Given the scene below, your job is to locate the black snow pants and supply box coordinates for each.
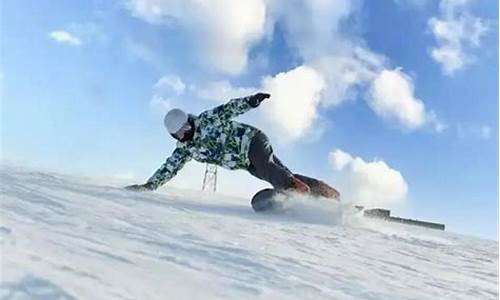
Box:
[247,131,340,198]
[247,131,295,190]
[247,130,329,193]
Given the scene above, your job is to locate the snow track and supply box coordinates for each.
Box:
[0,167,498,299]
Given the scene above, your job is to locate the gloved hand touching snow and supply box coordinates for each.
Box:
[248,93,270,107]
[125,182,155,191]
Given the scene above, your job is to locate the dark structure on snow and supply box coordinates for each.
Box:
[358,207,445,231]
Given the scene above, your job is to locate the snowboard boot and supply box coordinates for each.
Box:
[314,180,340,200]
[290,176,311,194]
[293,174,340,201]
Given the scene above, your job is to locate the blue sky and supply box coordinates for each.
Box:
[1,0,498,239]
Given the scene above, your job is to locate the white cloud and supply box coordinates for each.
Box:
[261,65,326,141]
[133,0,442,140]
[368,69,427,130]
[127,0,267,75]
[49,23,106,47]
[150,74,186,112]
[149,95,173,112]
[329,149,408,207]
[330,149,352,171]
[126,0,181,25]
[156,66,326,143]
[191,66,326,142]
[312,47,384,107]
[49,31,82,46]
[268,0,355,61]
[154,75,186,96]
[268,1,438,133]
[456,123,492,139]
[427,111,448,133]
[195,80,256,103]
[428,0,488,75]
[187,63,439,143]
[148,75,258,117]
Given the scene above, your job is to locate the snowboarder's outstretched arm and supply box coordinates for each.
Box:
[126,146,192,191]
[200,93,270,121]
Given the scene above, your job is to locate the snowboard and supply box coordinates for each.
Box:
[251,188,284,212]
[251,174,340,212]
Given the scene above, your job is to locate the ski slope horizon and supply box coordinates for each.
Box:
[1,166,498,299]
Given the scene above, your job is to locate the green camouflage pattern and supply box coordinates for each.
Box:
[147,96,260,189]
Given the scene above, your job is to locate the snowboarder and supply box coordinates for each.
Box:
[125,93,339,200]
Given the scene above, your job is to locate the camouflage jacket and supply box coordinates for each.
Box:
[147,96,260,190]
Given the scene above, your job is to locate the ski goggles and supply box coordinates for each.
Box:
[172,122,192,140]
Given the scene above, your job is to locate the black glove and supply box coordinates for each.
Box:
[125,182,155,191]
[248,93,270,107]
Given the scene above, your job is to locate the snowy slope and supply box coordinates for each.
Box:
[0,167,498,300]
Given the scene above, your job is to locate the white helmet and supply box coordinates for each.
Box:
[164,108,188,134]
